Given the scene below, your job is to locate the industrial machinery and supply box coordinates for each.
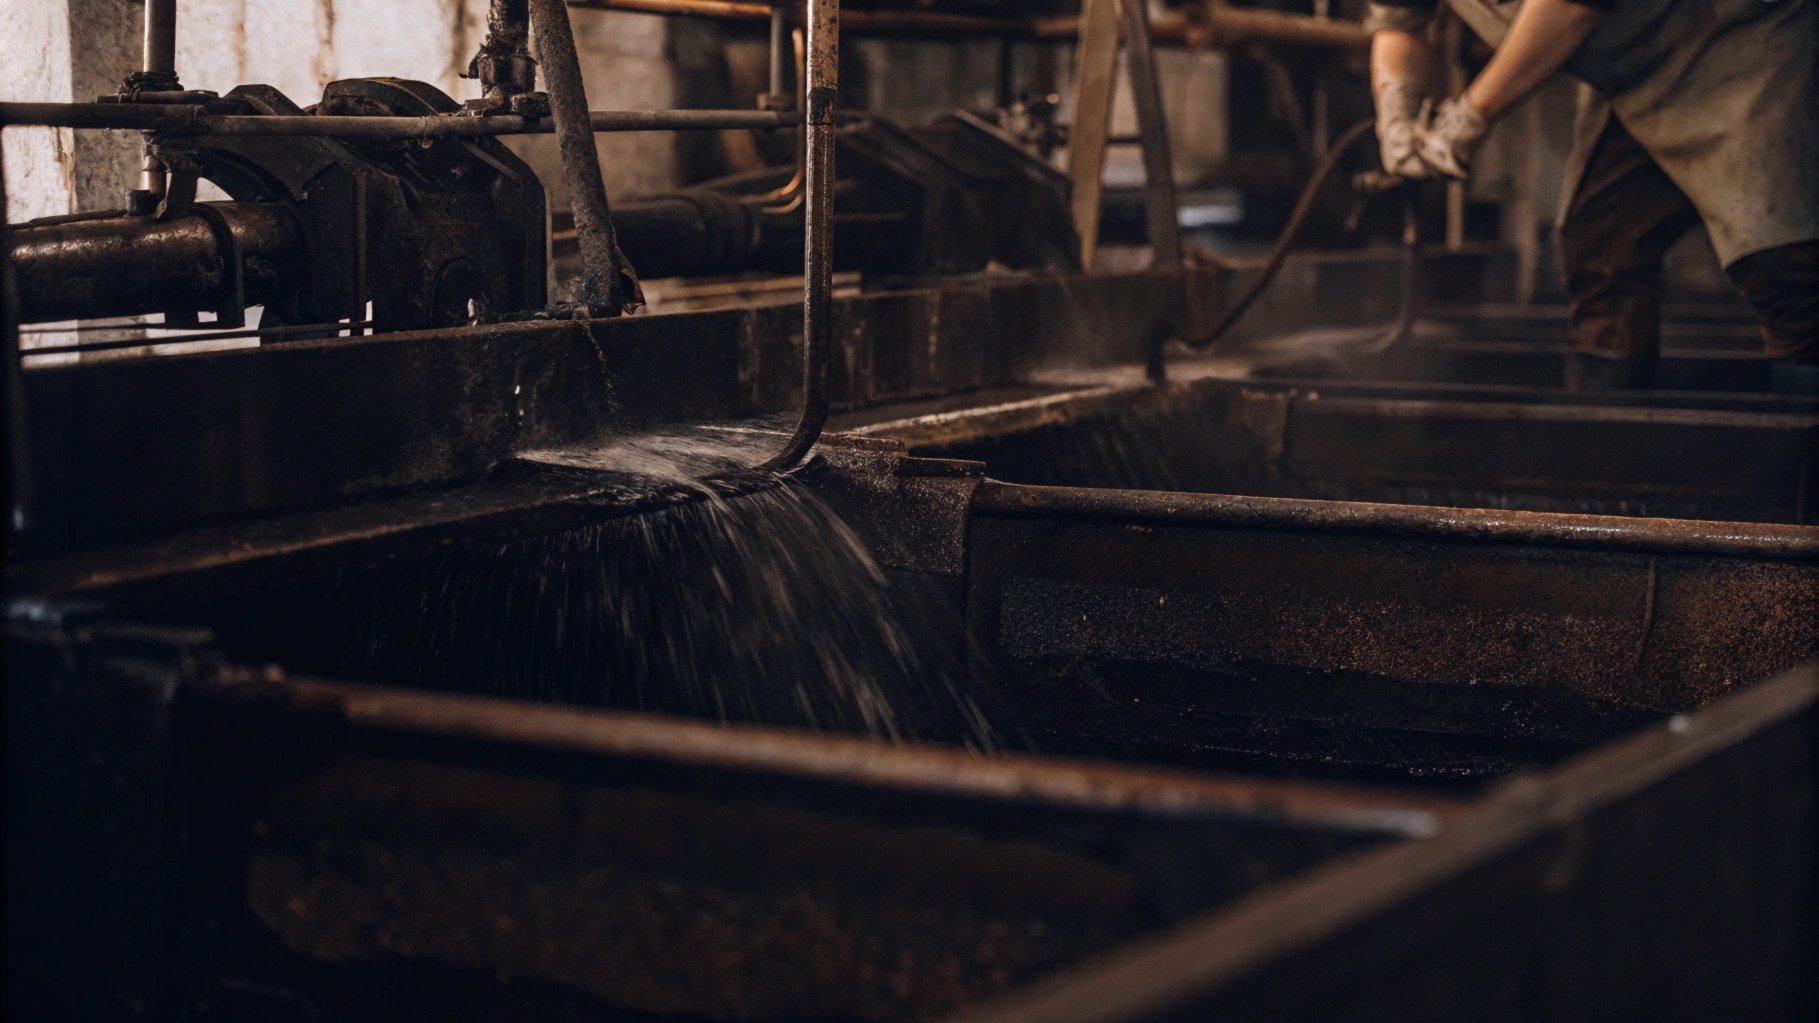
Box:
[4,0,1814,1021]
[12,78,549,332]
[7,83,1077,332]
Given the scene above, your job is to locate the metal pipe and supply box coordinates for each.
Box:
[0,102,803,136]
[1046,8,1371,49]
[528,0,635,315]
[767,3,788,101]
[574,0,769,18]
[970,481,1819,562]
[757,0,836,471]
[142,0,178,80]
[7,204,301,324]
[133,0,182,194]
[19,319,376,356]
[1,124,32,542]
[568,0,1370,49]
[757,26,807,209]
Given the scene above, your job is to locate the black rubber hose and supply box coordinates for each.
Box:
[1177,117,1376,352]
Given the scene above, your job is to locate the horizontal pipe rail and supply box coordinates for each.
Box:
[20,321,376,357]
[0,103,802,137]
[570,0,1370,49]
[225,674,1454,834]
[971,481,1819,562]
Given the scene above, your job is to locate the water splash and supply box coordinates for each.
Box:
[332,421,1001,749]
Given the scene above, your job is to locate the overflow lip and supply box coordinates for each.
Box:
[0,460,750,607]
[969,482,1819,563]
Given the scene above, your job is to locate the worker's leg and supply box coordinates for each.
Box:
[1725,242,1819,364]
[1558,117,1702,390]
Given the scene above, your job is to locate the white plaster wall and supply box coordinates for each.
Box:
[2,0,78,221]
[172,0,486,106]
[3,0,145,219]
[2,0,687,220]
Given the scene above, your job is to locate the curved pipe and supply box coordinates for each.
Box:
[758,27,808,210]
[757,0,838,471]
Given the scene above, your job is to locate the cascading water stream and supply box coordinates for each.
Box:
[321,421,1002,749]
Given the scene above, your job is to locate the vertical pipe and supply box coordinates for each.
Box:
[1,121,33,543]
[143,0,177,80]
[1310,0,1330,157]
[527,0,636,314]
[1443,11,1466,250]
[997,37,1015,111]
[138,0,181,195]
[759,0,837,471]
[768,4,789,102]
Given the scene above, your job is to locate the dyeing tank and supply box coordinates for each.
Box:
[36,436,1810,1020]
[848,376,1819,524]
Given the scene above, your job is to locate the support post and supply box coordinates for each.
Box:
[1068,0,1121,271]
[1116,0,1181,270]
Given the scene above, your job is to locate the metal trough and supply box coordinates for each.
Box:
[6,256,1814,1019]
[1242,303,1803,396]
[851,377,1819,523]
[11,436,1810,1019]
[6,612,1444,1021]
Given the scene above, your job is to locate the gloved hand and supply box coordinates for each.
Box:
[1375,79,1430,178]
[1414,96,1489,179]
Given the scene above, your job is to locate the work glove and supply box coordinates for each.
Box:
[1375,79,1430,178]
[1414,96,1488,179]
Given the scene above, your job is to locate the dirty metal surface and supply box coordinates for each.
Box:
[11,245,1524,558]
[1254,339,1791,393]
[1243,300,1790,393]
[4,618,1448,1020]
[966,481,1819,787]
[0,435,984,612]
[11,264,1208,556]
[946,661,1817,1023]
[872,377,1819,523]
[2,460,724,607]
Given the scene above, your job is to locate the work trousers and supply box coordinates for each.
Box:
[1560,118,1819,365]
